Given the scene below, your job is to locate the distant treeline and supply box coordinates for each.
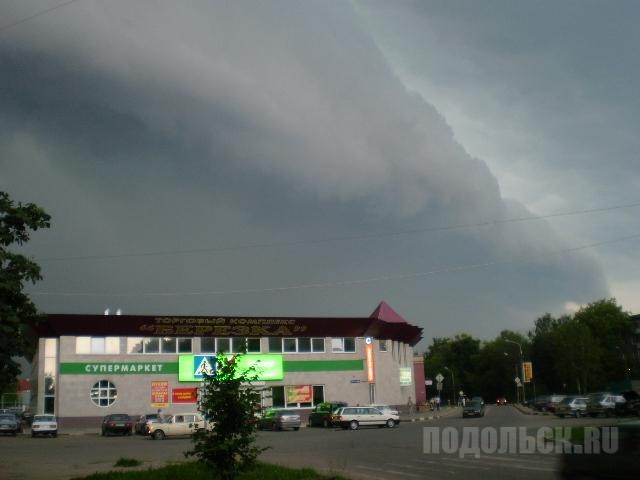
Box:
[424,299,638,402]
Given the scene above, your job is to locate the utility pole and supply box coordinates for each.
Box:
[506,339,525,403]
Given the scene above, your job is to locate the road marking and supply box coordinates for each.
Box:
[439,457,556,472]
[354,464,424,478]
[387,462,456,475]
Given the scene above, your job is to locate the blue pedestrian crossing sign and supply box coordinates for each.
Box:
[193,355,216,380]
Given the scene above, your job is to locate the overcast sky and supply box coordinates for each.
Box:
[1,1,638,349]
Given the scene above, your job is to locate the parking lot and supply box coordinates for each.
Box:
[1,405,634,480]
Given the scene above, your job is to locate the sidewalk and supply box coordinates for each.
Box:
[399,406,461,423]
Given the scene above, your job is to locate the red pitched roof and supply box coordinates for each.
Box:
[369,301,407,323]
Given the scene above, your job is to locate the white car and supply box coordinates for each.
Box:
[369,404,399,416]
[31,415,58,437]
[334,406,400,430]
[148,413,206,440]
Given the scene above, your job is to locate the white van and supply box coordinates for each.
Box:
[148,413,205,440]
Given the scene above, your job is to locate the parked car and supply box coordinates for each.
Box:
[101,414,133,436]
[148,413,206,440]
[134,413,160,435]
[257,409,301,431]
[31,415,58,437]
[546,394,568,413]
[615,391,640,417]
[0,413,21,436]
[496,397,508,405]
[462,400,485,418]
[533,395,551,411]
[307,402,347,427]
[586,392,626,417]
[554,396,588,418]
[369,404,400,417]
[333,406,399,430]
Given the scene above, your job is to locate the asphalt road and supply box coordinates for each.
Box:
[0,406,630,480]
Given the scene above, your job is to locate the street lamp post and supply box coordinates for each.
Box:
[506,339,525,403]
[444,366,455,406]
[504,352,519,402]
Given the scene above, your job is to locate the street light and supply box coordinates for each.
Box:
[505,339,525,403]
[504,352,519,402]
[443,366,455,406]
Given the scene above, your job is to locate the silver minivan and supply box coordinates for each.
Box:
[333,406,399,430]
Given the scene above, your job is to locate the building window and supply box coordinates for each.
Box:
[311,338,325,352]
[268,337,282,353]
[297,338,311,353]
[247,338,261,353]
[283,338,297,353]
[331,337,356,353]
[271,338,325,353]
[127,338,143,354]
[76,337,119,354]
[178,338,192,353]
[200,338,258,353]
[44,338,57,414]
[379,339,388,352]
[143,338,160,353]
[270,385,325,408]
[201,338,215,353]
[161,337,176,353]
[90,380,117,407]
[216,338,230,353]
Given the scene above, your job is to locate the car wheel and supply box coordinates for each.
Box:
[294,427,300,431]
[349,420,359,430]
[153,430,165,440]
[386,419,395,428]
[323,419,329,428]
[31,432,36,438]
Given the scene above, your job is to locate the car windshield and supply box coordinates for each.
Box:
[0,414,14,420]
[34,415,56,422]
[559,397,574,405]
[278,410,296,416]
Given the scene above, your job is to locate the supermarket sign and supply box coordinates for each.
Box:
[60,362,178,375]
[178,354,283,382]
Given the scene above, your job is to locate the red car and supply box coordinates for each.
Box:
[496,397,508,405]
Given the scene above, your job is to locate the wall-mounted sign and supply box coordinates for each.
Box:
[399,367,412,386]
[172,387,198,403]
[365,343,375,382]
[151,381,169,407]
[60,362,178,375]
[178,354,284,382]
[287,385,312,403]
[523,362,533,383]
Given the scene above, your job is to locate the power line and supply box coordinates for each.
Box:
[0,0,82,36]
[29,231,640,298]
[36,200,640,262]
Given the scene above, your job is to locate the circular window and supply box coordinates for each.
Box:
[90,380,117,407]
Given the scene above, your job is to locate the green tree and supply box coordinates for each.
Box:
[186,352,266,480]
[0,191,50,393]
[553,317,600,393]
[573,299,635,386]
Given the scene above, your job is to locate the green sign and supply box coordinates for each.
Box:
[178,354,284,382]
[399,367,413,386]
[60,362,178,375]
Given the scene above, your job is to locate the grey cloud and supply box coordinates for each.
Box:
[0,1,610,343]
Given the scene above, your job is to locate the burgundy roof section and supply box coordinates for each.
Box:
[37,302,423,346]
[369,301,408,323]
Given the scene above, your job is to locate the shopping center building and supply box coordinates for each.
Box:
[32,302,423,425]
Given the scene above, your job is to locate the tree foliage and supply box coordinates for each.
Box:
[424,298,635,401]
[0,191,50,393]
[186,352,266,480]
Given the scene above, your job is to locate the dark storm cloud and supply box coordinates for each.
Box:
[0,1,609,342]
